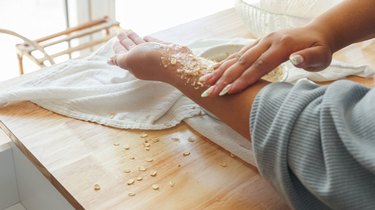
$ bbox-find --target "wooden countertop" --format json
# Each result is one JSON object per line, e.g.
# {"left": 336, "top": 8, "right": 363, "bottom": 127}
{"left": 1, "top": 8, "right": 374, "bottom": 210}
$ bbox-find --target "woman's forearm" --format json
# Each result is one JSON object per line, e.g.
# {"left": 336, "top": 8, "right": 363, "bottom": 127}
{"left": 164, "top": 63, "right": 269, "bottom": 139}
{"left": 309, "top": 0, "right": 375, "bottom": 52}
{"left": 156, "top": 46, "right": 269, "bottom": 139}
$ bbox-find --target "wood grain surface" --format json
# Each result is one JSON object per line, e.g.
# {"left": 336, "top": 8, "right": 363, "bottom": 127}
{"left": 0, "top": 101, "right": 287, "bottom": 210}
{"left": 1, "top": 7, "right": 375, "bottom": 210}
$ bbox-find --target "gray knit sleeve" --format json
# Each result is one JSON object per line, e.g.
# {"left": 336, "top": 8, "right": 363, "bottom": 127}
{"left": 250, "top": 80, "right": 375, "bottom": 210}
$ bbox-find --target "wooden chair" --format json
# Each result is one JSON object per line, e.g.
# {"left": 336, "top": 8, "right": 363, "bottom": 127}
{"left": 0, "top": 16, "right": 120, "bottom": 75}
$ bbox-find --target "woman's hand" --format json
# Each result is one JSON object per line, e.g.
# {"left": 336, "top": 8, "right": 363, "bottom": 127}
{"left": 109, "top": 30, "right": 170, "bottom": 82}
{"left": 200, "top": 26, "right": 334, "bottom": 96}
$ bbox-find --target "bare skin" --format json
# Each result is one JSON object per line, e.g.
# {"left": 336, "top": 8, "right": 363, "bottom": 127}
{"left": 202, "top": 0, "right": 375, "bottom": 96}
{"left": 109, "top": 30, "right": 269, "bottom": 139}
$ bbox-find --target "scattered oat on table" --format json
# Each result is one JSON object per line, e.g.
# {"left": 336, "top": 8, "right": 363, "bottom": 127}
{"left": 123, "top": 145, "right": 130, "bottom": 150}
{"left": 124, "top": 169, "right": 131, "bottom": 173}
{"left": 136, "top": 176, "right": 143, "bottom": 181}
{"left": 171, "top": 137, "right": 180, "bottom": 142}
{"left": 144, "top": 142, "right": 151, "bottom": 147}
{"left": 220, "top": 162, "right": 227, "bottom": 167}
{"left": 130, "top": 156, "right": 135, "bottom": 160}
{"left": 151, "top": 138, "right": 160, "bottom": 143}
{"left": 188, "top": 137, "right": 195, "bottom": 142}
{"left": 152, "top": 184, "right": 159, "bottom": 190}
{"left": 127, "top": 179, "right": 135, "bottom": 185}
{"left": 146, "top": 158, "right": 154, "bottom": 162}
{"left": 183, "top": 151, "right": 190, "bottom": 157}
{"left": 140, "top": 133, "right": 148, "bottom": 138}
{"left": 150, "top": 171, "right": 157, "bottom": 177}
{"left": 113, "top": 143, "right": 120, "bottom": 146}
{"left": 128, "top": 192, "right": 136, "bottom": 197}
{"left": 94, "top": 184, "right": 101, "bottom": 191}
{"left": 169, "top": 181, "right": 175, "bottom": 187}
{"left": 138, "top": 166, "right": 147, "bottom": 171}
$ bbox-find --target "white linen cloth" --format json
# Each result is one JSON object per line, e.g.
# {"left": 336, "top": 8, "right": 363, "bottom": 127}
{"left": 0, "top": 38, "right": 373, "bottom": 166}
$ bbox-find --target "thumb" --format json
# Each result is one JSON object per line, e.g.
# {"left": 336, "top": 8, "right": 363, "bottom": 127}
{"left": 108, "top": 53, "right": 129, "bottom": 69}
{"left": 289, "top": 46, "right": 332, "bottom": 72}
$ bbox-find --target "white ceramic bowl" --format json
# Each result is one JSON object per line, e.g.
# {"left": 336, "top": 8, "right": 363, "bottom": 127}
{"left": 199, "top": 44, "right": 288, "bottom": 82}
{"left": 199, "top": 44, "right": 245, "bottom": 62}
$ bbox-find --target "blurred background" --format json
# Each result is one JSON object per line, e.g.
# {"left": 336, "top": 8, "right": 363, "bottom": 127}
{"left": 0, "top": 0, "right": 234, "bottom": 81}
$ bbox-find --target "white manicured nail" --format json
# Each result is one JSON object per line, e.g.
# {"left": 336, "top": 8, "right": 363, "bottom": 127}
{"left": 289, "top": 54, "right": 304, "bottom": 66}
{"left": 201, "top": 86, "right": 215, "bottom": 97}
{"left": 219, "top": 84, "right": 232, "bottom": 96}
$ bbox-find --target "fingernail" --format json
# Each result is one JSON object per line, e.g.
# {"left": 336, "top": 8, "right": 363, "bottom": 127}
{"left": 289, "top": 54, "right": 304, "bottom": 66}
{"left": 201, "top": 86, "right": 215, "bottom": 97}
{"left": 219, "top": 84, "right": 232, "bottom": 96}
{"left": 199, "top": 73, "right": 212, "bottom": 82}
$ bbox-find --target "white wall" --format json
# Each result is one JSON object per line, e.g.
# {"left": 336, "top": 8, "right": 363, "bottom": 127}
{"left": 115, "top": 0, "right": 235, "bottom": 36}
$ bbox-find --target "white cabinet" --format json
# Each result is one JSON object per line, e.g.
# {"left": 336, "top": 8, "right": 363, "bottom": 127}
{"left": 0, "top": 131, "right": 73, "bottom": 210}
{"left": 0, "top": 143, "right": 19, "bottom": 210}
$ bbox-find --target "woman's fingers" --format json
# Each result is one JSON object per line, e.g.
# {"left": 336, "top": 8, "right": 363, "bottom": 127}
{"left": 202, "top": 40, "right": 264, "bottom": 86}
{"left": 127, "top": 30, "right": 146, "bottom": 44}
{"left": 208, "top": 42, "right": 271, "bottom": 96}
{"left": 117, "top": 30, "right": 143, "bottom": 50}
{"left": 211, "top": 40, "right": 259, "bottom": 75}
{"left": 117, "top": 30, "right": 170, "bottom": 50}
{"left": 229, "top": 45, "right": 288, "bottom": 94}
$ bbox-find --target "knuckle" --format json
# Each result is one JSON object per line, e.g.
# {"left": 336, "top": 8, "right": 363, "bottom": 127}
{"left": 238, "top": 54, "right": 251, "bottom": 66}
{"left": 278, "top": 34, "right": 293, "bottom": 46}
{"left": 253, "top": 58, "right": 269, "bottom": 72}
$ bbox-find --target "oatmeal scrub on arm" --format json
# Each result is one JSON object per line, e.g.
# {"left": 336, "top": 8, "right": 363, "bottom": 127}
{"left": 159, "top": 44, "right": 284, "bottom": 98}
{"left": 160, "top": 44, "right": 216, "bottom": 91}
